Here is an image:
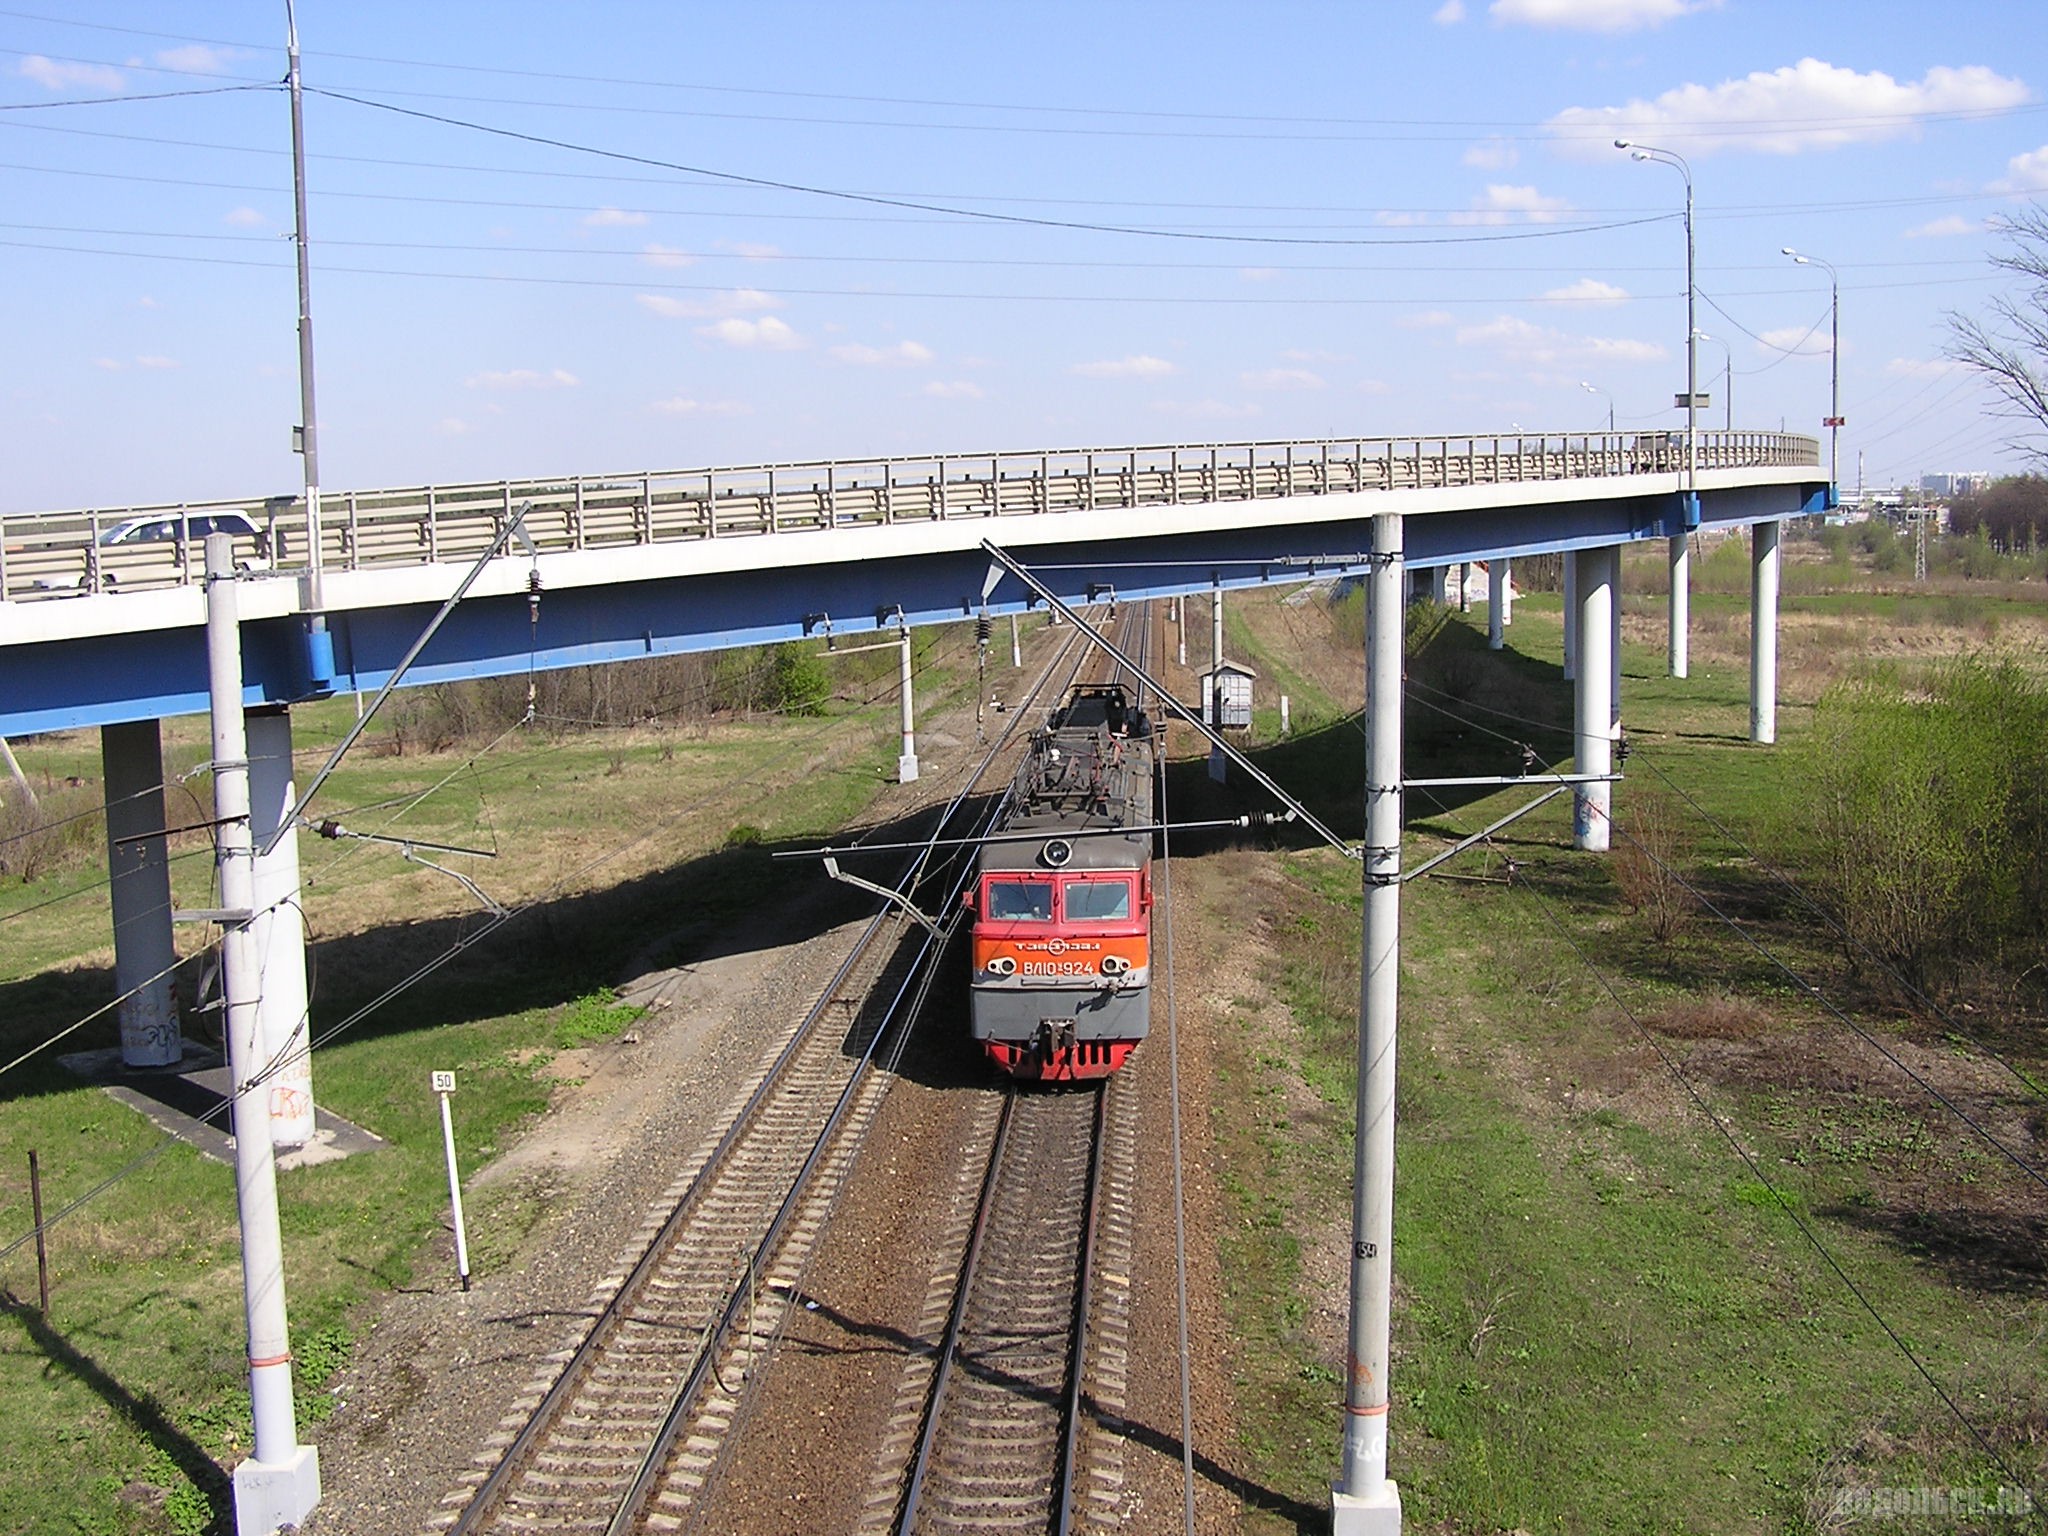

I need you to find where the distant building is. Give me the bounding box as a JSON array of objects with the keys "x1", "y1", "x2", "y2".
[{"x1": 1920, "y1": 471, "x2": 1992, "y2": 497}]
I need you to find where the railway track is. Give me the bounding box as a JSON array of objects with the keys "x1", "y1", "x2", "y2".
[{"x1": 439, "y1": 611, "x2": 1111, "y2": 1536}]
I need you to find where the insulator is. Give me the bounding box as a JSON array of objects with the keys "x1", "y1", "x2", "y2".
[{"x1": 976, "y1": 614, "x2": 992, "y2": 643}]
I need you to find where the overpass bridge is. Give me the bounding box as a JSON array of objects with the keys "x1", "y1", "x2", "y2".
[{"x1": 2, "y1": 427, "x2": 1818, "y2": 736}]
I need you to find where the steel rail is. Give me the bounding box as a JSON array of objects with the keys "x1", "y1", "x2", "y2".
[
  {"x1": 1054, "y1": 1086, "x2": 1111, "y2": 1536},
  {"x1": 452, "y1": 615, "x2": 1099, "y2": 1534}
]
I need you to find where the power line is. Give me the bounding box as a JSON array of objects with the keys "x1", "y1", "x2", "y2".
[{"x1": 305, "y1": 85, "x2": 1678, "y2": 250}]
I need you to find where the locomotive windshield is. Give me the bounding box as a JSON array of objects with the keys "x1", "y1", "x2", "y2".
[
  {"x1": 1061, "y1": 877, "x2": 1132, "y2": 921},
  {"x1": 985, "y1": 878, "x2": 1054, "y2": 921}
]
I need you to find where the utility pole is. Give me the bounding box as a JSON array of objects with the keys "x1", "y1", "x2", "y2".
[
  {"x1": 1619, "y1": 139, "x2": 1696, "y2": 679},
  {"x1": 895, "y1": 614, "x2": 918, "y2": 783},
  {"x1": 285, "y1": 1, "x2": 323, "y2": 604},
  {"x1": 207, "y1": 537, "x2": 321, "y2": 1536},
  {"x1": 1783, "y1": 248, "x2": 1842, "y2": 507},
  {"x1": 1334, "y1": 511, "x2": 1404, "y2": 1535}
]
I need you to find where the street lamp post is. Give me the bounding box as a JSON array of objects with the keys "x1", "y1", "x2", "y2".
[
  {"x1": 1782, "y1": 247, "x2": 1840, "y2": 503},
  {"x1": 1617, "y1": 138, "x2": 1695, "y2": 679},
  {"x1": 1580, "y1": 380, "x2": 1614, "y2": 433},
  {"x1": 1693, "y1": 330, "x2": 1731, "y2": 431}
]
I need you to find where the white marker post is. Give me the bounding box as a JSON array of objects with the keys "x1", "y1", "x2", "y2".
[{"x1": 432, "y1": 1072, "x2": 472, "y2": 1292}]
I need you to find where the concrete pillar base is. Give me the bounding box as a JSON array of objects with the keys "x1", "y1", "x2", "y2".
[
  {"x1": 896, "y1": 753, "x2": 920, "y2": 784},
  {"x1": 233, "y1": 1444, "x2": 319, "y2": 1536},
  {"x1": 1332, "y1": 1481, "x2": 1403, "y2": 1535}
]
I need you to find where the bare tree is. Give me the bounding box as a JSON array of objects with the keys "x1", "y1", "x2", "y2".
[{"x1": 1949, "y1": 204, "x2": 2048, "y2": 466}]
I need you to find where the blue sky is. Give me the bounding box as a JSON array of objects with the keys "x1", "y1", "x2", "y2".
[{"x1": 2, "y1": 0, "x2": 2044, "y2": 513}]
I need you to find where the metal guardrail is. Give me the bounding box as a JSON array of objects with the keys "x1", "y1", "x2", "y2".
[{"x1": 0, "y1": 430, "x2": 1818, "y2": 602}]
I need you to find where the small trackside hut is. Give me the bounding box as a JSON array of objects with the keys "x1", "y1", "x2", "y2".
[{"x1": 967, "y1": 684, "x2": 1156, "y2": 1081}]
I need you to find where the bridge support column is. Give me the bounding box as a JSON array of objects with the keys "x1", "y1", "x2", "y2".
[
  {"x1": 1486, "y1": 560, "x2": 1505, "y2": 651},
  {"x1": 247, "y1": 708, "x2": 315, "y2": 1149},
  {"x1": 1457, "y1": 562, "x2": 1470, "y2": 613},
  {"x1": 1335, "y1": 509, "x2": 1403, "y2": 1536},
  {"x1": 1573, "y1": 545, "x2": 1618, "y2": 852},
  {"x1": 1750, "y1": 520, "x2": 1780, "y2": 744},
  {"x1": 1669, "y1": 531, "x2": 1690, "y2": 679},
  {"x1": 896, "y1": 620, "x2": 919, "y2": 783},
  {"x1": 1561, "y1": 555, "x2": 1578, "y2": 681},
  {"x1": 102, "y1": 719, "x2": 182, "y2": 1068}
]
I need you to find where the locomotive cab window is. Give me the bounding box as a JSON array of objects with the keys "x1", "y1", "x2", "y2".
[
  {"x1": 986, "y1": 878, "x2": 1054, "y2": 921},
  {"x1": 1061, "y1": 877, "x2": 1133, "y2": 922}
]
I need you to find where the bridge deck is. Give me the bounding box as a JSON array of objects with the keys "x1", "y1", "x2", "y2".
[{"x1": 2, "y1": 429, "x2": 1813, "y2": 606}]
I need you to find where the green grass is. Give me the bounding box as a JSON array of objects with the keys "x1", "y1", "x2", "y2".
[{"x1": 1207, "y1": 576, "x2": 2048, "y2": 1534}]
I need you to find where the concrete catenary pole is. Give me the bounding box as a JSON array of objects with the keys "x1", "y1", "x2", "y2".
[
  {"x1": 1486, "y1": 561, "x2": 1505, "y2": 651},
  {"x1": 206, "y1": 537, "x2": 320, "y2": 1535},
  {"x1": 896, "y1": 616, "x2": 919, "y2": 783},
  {"x1": 1211, "y1": 574, "x2": 1224, "y2": 671},
  {"x1": 1334, "y1": 510, "x2": 1404, "y2": 1536}
]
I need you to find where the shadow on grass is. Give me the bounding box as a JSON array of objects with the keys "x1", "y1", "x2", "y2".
[
  {"x1": 1815, "y1": 1202, "x2": 2048, "y2": 1295},
  {"x1": 0, "y1": 1289, "x2": 232, "y2": 1533},
  {"x1": 0, "y1": 792, "x2": 984, "y2": 1108}
]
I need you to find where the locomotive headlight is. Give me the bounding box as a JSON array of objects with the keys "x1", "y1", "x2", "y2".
[
  {"x1": 988, "y1": 955, "x2": 1017, "y2": 976},
  {"x1": 1100, "y1": 954, "x2": 1130, "y2": 976}
]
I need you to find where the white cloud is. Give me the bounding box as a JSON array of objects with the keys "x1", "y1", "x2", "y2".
[
  {"x1": 93, "y1": 358, "x2": 125, "y2": 372},
  {"x1": 650, "y1": 397, "x2": 750, "y2": 416},
  {"x1": 223, "y1": 207, "x2": 265, "y2": 228},
  {"x1": 1151, "y1": 399, "x2": 1263, "y2": 421},
  {"x1": 1491, "y1": 0, "x2": 1718, "y2": 30},
  {"x1": 19, "y1": 55, "x2": 124, "y2": 90},
  {"x1": 465, "y1": 368, "x2": 580, "y2": 390},
  {"x1": 640, "y1": 243, "x2": 696, "y2": 269},
  {"x1": 1904, "y1": 215, "x2": 1981, "y2": 238},
  {"x1": 1549, "y1": 60, "x2": 2029, "y2": 159},
  {"x1": 1886, "y1": 357, "x2": 1963, "y2": 380},
  {"x1": 636, "y1": 288, "x2": 781, "y2": 320},
  {"x1": 1357, "y1": 379, "x2": 1393, "y2": 396},
  {"x1": 1455, "y1": 315, "x2": 1665, "y2": 365},
  {"x1": 155, "y1": 44, "x2": 238, "y2": 74},
  {"x1": 1433, "y1": 0, "x2": 1467, "y2": 20},
  {"x1": 1239, "y1": 267, "x2": 1280, "y2": 283},
  {"x1": 1241, "y1": 367, "x2": 1325, "y2": 391},
  {"x1": 1463, "y1": 137, "x2": 1520, "y2": 170},
  {"x1": 1450, "y1": 184, "x2": 1570, "y2": 225},
  {"x1": 1541, "y1": 277, "x2": 1630, "y2": 305},
  {"x1": 135, "y1": 355, "x2": 179, "y2": 370},
  {"x1": 582, "y1": 206, "x2": 649, "y2": 227},
  {"x1": 1993, "y1": 145, "x2": 2048, "y2": 193},
  {"x1": 137, "y1": 295, "x2": 159, "y2": 309},
  {"x1": 829, "y1": 340, "x2": 936, "y2": 367},
  {"x1": 698, "y1": 315, "x2": 804, "y2": 350},
  {"x1": 1374, "y1": 210, "x2": 1429, "y2": 227},
  {"x1": 1399, "y1": 310, "x2": 1456, "y2": 329},
  {"x1": 1283, "y1": 347, "x2": 1352, "y2": 363},
  {"x1": 923, "y1": 380, "x2": 986, "y2": 400},
  {"x1": 435, "y1": 418, "x2": 473, "y2": 436},
  {"x1": 1071, "y1": 354, "x2": 1175, "y2": 379},
  {"x1": 719, "y1": 241, "x2": 783, "y2": 260}
]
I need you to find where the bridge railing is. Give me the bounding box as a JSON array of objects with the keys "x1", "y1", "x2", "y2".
[{"x1": 0, "y1": 430, "x2": 1818, "y2": 602}]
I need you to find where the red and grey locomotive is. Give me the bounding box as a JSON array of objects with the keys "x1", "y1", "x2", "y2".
[{"x1": 967, "y1": 684, "x2": 1155, "y2": 1081}]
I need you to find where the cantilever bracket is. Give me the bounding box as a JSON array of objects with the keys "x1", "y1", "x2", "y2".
[{"x1": 821, "y1": 855, "x2": 941, "y2": 936}]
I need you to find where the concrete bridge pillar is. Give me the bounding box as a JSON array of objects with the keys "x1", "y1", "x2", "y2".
[
  {"x1": 1669, "y1": 531, "x2": 1690, "y2": 679},
  {"x1": 1561, "y1": 555, "x2": 1577, "y2": 681},
  {"x1": 101, "y1": 719, "x2": 182, "y2": 1067},
  {"x1": 247, "y1": 707, "x2": 315, "y2": 1148},
  {"x1": 1457, "y1": 562, "x2": 1470, "y2": 613},
  {"x1": 1572, "y1": 545, "x2": 1619, "y2": 852},
  {"x1": 1486, "y1": 559, "x2": 1508, "y2": 651},
  {"x1": 1750, "y1": 520, "x2": 1780, "y2": 744}
]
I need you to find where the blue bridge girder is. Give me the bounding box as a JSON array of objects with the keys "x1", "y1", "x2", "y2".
[{"x1": 0, "y1": 431, "x2": 1824, "y2": 737}]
